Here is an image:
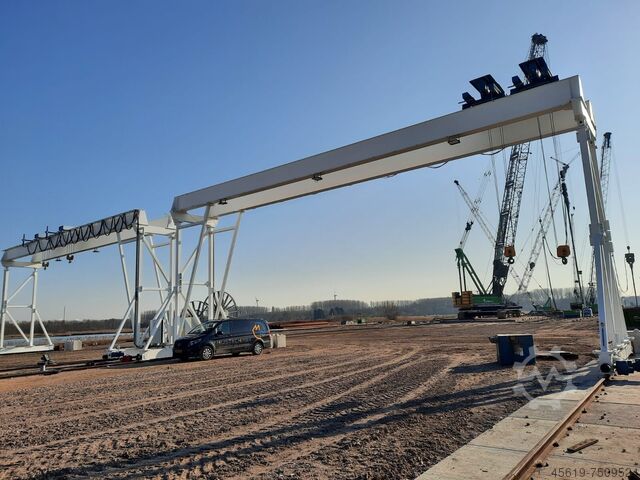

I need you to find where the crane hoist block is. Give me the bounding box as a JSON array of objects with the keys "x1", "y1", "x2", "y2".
[
  {"x1": 625, "y1": 251, "x2": 635, "y2": 265},
  {"x1": 557, "y1": 244, "x2": 571, "y2": 258},
  {"x1": 504, "y1": 245, "x2": 516, "y2": 258}
]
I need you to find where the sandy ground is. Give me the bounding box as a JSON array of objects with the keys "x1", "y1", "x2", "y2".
[{"x1": 0, "y1": 317, "x2": 598, "y2": 480}]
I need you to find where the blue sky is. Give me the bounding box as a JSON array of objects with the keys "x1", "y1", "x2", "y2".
[{"x1": 1, "y1": 1, "x2": 639, "y2": 320}]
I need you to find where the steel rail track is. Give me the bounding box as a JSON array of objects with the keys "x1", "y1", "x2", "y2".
[
  {"x1": 502, "y1": 377, "x2": 606, "y2": 480},
  {"x1": 0, "y1": 357, "x2": 178, "y2": 380}
]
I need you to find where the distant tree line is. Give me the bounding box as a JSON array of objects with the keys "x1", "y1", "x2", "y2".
[
  {"x1": 6, "y1": 288, "x2": 638, "y2": 337},
  {"x1": 1, "y1": 310, "x2": 157, "y2": 338},
  {"x1": 237, "y1": 296, "x2": 459, "y2": 322},
  {"x1": 2, "y1": 317, "x2": 125, "y2": 337}
]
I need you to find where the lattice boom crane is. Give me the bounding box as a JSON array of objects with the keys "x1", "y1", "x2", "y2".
[{"x1": 491, "y1": 33, "x2": 548, "y2": 297}]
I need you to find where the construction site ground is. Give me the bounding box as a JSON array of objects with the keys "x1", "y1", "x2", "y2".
[{"x1": 0, "y1": 316, "x2": 599, "y2": 480}]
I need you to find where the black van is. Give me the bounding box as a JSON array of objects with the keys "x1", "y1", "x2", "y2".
[{"x1": 173, "y1": 318, "x2": 271, "y2": 360}]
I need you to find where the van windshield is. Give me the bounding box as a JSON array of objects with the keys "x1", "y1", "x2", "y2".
[{"x1": 188, "y1": 321, "x2": 218, "y2": 335}]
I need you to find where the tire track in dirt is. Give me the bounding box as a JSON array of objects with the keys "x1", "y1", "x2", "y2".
[
  {"x1": 0, "y1": 347, "x2": 365, "y2": 412},
  {"x1": 224, "y1": 355, "x2": 453, "y2": 480},
  {"x1": 1, "y1": 351, "x2": 387, "y2": 425},
  {"x1": 80, "y1": 349, "x2": 429, "y2": 480},
  {"x1": 263, "y1": 353, "x2": 520, "y2": 480},
  {"x1": 0, "y1": 349, "x2": 420, "y2": 478},
  {"x1": 0, "y1": 352, "x2": 382, "y2": 438},
  {"x1": 242, "y1": 353, "x2": 469, "y2": 479},
  {"x1": 0, "y1": 351, "x2": 390, "y2": 450}
]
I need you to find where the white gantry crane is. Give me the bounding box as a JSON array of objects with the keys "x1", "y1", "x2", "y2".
[{"x1": 0, "y1": 57, "x2": 631, "y2": 374}]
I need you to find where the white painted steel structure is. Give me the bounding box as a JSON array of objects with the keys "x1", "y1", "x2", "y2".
[
  {"x1": 0, "y1": 210, "x2": 243, "y2": 358},
  {"x1": 0, "y1": 268, "x2": 53, "y2": 354},
  {"x1": 1, "y1": 74, "x2": 630, "y2": 369}
]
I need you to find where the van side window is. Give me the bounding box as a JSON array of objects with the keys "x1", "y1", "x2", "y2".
[
  {"x1": 230, "y1": 320, "x2": 246, "y2": 334},
  {"x1": 216, "y1": 321, "x2": 231, "y2": 335}
]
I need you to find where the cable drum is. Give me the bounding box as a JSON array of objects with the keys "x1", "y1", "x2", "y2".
[{"x1": 188, "y1": 292, "x2": 239, "y2": 321}]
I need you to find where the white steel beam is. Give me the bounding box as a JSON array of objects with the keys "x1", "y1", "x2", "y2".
[
  {"x1": 181, "y1": 206, "x2": 211, "y2": 318},
  {"x1": 577, "y1": 125, "x2": 631, "y2": 369},
  {"x1": 116, "y1": 232, "x2": 132, "y2": 304},
  {"x1": 172, "y1": 76, "x2": 588, "y2": 217},
  {"x1": 2, "y1": 211, "x2": 175, "y2": 267},
  {"x1": 213, "y1": 212, "x2": 243, "y2": 319},
  {"x1": 28, "y1": 269, "x2": 38, "y2": 346},
  {"x1": 0, "y1": 268, "x2": 9, "y2": 348},
  {"x1": 208, "y1": 226, "x2": 214, "y2": 321}
]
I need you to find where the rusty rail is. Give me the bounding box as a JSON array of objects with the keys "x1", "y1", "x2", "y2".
[{"x1": 502, "y1": 377, "x2": 606, "y2": 480}]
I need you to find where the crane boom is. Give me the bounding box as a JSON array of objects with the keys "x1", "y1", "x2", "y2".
[
  {"x1": 454, "y1": 180, "x2": 525, "y2": 289},
  {"x1": 516, "y1": 163, "x2": 569, "y2": 295},
  {"x1": 490, "y1": 33, "x2": 548, "y2": 297},
  {"x1": 458, "y1": 169, "x2": 492, "y2": 249},
  {"x1": 455, "y1": 180, "x2": 496, "y2": 247}
]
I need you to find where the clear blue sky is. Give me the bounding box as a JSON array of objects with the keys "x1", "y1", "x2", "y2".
[{"x1": 1, "y1": 1, "x2": 639, "y2": 320}]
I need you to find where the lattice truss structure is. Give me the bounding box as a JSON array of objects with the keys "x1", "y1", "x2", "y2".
[{"x1": 0, "y1": 73, "x2": 630, "y2": 369}]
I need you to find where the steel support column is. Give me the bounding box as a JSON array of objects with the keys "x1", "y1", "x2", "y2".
[
  {"x1": 0, "y1": 268, "x2": 9, "y2": 348},
  {"x1": 208, "y1": 225, "x2": 215, "y2": 321},
  {"x1": 214, "y1": 211, "x2": 243, "y2": 319},
  {"x1": 133, "y1": 226, "x2": 143, "y2": 348},
  {"x1": 181, "y1": 206, "x2": 211, "y2": 319},
  {"x1": 173, "y1": 225, "x2": 182, "y2": 342},
  {"x1": 577, "y1": 125, "x2": 630, "y2": 368},
  {"x1": 28, "y1": 269, "x2": 38, "y2": 346}
]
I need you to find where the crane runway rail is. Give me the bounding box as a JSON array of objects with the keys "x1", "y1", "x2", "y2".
[
  {"x1": 502, "y1": 377, "x2": 606, "y2": 480},
  {"x1": 0, "y1": 356, "x2": 179, "y2": 380}
]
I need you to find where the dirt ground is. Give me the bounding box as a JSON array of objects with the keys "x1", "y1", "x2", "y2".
[{"x1": 0, "y1": 317, "x2": 598, "y2": 480}]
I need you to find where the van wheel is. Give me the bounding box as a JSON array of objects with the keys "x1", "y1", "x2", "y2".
[
  {"x1": 200, "y1": 345, "x2": 214, "y2": 361},
  {"x1": 252, "y1": 342, "x2": 264, "y2": 356}
]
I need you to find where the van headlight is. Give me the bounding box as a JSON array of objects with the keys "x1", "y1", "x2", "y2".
[{"x1": 188, "y1": 339, "x2": 201, "y2": 347}]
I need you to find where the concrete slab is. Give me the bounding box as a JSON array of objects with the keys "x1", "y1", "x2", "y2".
[
  {"x1": 545, "y1": 423, "x2": 639, "y2": 465},
  {"x1": 511, "y1": 398, "x2": 576, "y2": 422},
  {"x1": 579, "y1": 401, "x2": 640, "y2": 429},
  {"x1": 0, "y1": 344, "x2": 54, "y2": 355},
  {"x1": 416, "y1": 445, "x2": 524, "y2": 480},
  {"x1": 594, "y1": 381, "x2": 640, "y2": 406},
  {"x1": 469, "y1": 416, "x2": 556, "y2": 451},
  {"x1": 539, "y1": 387, "x2": 599, "y2": 402},
  {"x1": 120, "y1": 346, "x2": 174, "y2": 361}
]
